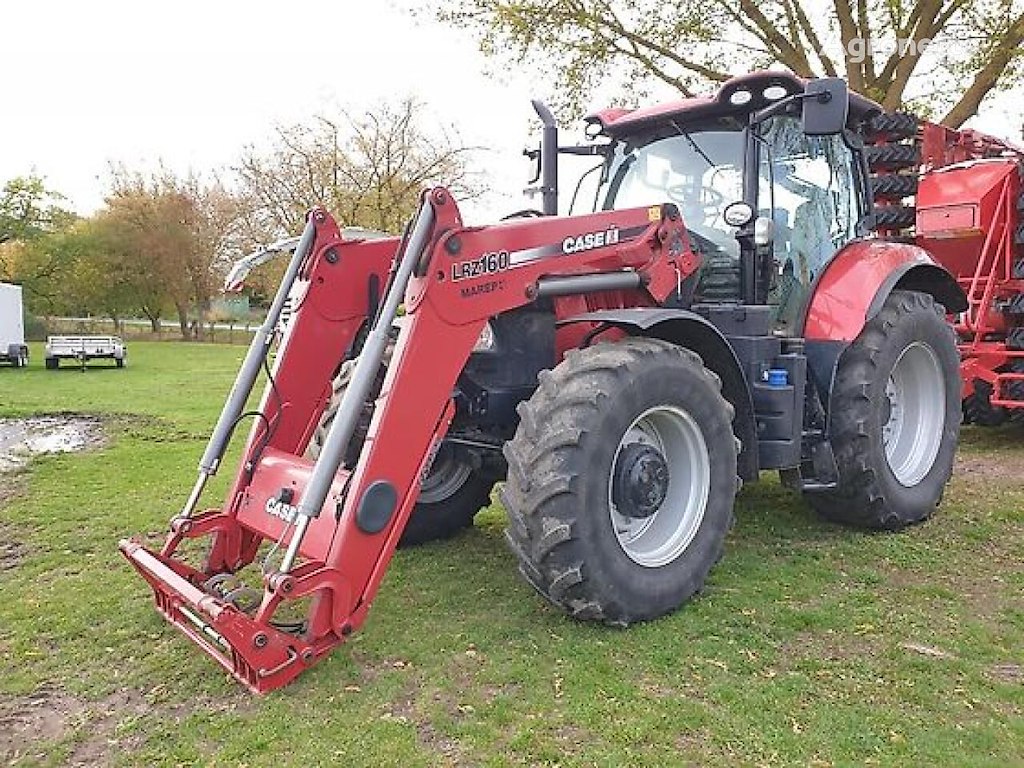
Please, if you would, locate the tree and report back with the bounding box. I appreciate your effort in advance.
[102,168,243,337]
[437,0,1024,127]
[0,176,77,303]
[235,98,483,243]
[92,185,186,333]
[0,175,75,246]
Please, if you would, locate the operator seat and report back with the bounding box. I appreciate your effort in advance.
[789,191,834,286]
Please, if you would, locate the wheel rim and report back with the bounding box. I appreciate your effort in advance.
[882,341,946,486]
[608,405,711,568]
[418,445,473,504]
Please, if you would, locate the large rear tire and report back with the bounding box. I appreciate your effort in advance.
[502,338,738,625]
[808,290,959,529]
[310,344,493,547]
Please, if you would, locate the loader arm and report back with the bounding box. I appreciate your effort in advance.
[121,188,695,692]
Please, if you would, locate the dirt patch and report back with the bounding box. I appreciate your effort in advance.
[989,663,1024,684]
[0,528,26,571]
[776,628,879,666]
[0,684,251,766]
[0,685,87,764]
[954,450,1024,485]
[0,415,105,473]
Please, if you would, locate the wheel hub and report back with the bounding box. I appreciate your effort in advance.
[608,405,711,568]
[882,341,945,487]
[612,442,670,519]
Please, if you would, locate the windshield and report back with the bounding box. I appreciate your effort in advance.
[596,125,746,258]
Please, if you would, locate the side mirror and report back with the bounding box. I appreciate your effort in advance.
[802,78,849,136]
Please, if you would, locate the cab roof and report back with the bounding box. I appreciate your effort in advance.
[587,71,883,136]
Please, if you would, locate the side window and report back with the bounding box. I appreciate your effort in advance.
[759,117,861,287]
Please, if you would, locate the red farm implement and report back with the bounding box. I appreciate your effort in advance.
[865,116,1024,422]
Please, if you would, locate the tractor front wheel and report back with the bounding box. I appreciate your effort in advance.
[809,290,959,529]
[502,338,739,625]
[311,344,493,547]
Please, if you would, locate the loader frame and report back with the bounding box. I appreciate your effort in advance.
[122,191,693,692]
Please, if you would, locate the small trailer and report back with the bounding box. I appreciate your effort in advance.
[45,335,127,369]
[0,283,29,368]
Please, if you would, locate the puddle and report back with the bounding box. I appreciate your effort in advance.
[0,415,105,473]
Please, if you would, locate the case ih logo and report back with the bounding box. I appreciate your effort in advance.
[562,226,620,255]
[265,496,299,523]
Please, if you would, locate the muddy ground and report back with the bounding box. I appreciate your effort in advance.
[0,415,106,474]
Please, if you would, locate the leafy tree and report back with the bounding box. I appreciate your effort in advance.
[235,98,483,242]
[0,175,75,246]
[0,176,77,303]
[102,168,242,337]
[437,0,1024,126]
[99,179,195,336]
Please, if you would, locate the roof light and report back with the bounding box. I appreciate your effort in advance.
[728,89,753,106]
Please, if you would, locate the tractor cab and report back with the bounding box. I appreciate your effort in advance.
[570,72,878,332]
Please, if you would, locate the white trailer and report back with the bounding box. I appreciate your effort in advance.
[0,283,29,368]
[45,335,127,369]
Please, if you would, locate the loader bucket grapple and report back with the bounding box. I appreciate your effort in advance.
[121,71,967,693]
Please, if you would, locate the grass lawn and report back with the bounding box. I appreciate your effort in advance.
[1,340,1022,767]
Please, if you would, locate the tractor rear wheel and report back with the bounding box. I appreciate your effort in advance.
[502,338,738,625]
[809,290,959,529]
[311,343,493,547]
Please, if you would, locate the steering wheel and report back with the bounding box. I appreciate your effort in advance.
[665,184,726,225]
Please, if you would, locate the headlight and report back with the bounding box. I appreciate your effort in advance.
[472,322,496,353]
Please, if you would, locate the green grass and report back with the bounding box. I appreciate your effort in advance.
[1,341,1022,767]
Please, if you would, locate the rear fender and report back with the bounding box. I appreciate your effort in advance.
[558,308,758,481]
[802,239,966,343]
[801,239,966,419]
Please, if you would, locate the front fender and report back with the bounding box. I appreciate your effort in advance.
[558,308,759,481]
[802,239,965,343]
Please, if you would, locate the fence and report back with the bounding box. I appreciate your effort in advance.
[35,316,260,345]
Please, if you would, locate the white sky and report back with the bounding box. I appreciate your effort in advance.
[0,0,546,223]
[1,0,1020,227]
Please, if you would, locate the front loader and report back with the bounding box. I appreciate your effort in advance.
[121,72,966,693]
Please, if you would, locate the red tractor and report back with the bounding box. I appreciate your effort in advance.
[121,72,967,693]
